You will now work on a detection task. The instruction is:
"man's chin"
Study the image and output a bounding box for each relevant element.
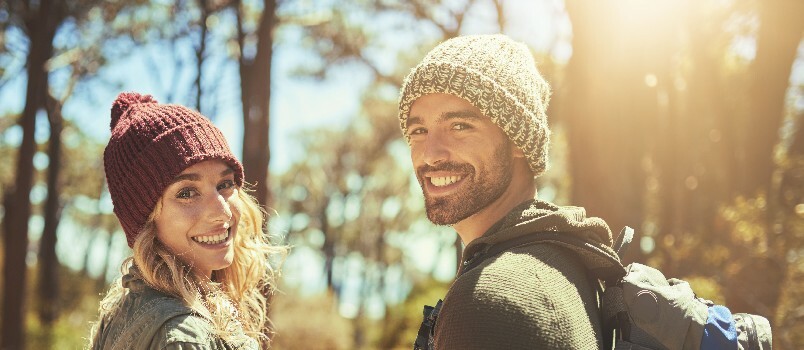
[425,198,470,226]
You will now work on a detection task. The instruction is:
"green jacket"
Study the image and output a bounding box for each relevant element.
[432,200,616,350]
[92,271,258,350]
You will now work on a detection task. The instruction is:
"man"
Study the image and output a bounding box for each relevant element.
[398,34,618,349]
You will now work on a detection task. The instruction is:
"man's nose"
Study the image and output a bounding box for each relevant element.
[421,134,450,166]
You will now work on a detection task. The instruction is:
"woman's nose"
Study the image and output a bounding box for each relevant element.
[208,193,233,224]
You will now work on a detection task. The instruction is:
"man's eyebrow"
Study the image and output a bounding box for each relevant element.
[407,116,423,126]
[440,110,483,122]
[407,111,483,127]
[220,168,234,177]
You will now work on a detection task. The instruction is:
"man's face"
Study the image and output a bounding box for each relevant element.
[406,93,514,225]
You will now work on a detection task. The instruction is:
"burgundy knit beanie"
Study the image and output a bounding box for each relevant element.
[103,92,244,247]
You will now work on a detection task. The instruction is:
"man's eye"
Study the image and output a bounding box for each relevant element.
[409,127,426,136]
[452,123,471,130]
[176,188,198,199]
[217,180,235,191]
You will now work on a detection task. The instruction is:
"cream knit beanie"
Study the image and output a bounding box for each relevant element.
[398,34,551,176]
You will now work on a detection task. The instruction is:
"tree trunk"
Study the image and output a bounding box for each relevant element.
[1,1,60,347]
[743,0,804,197]
[723,0,804,322]
[651,3,729,276]
[320,203,337,293]
[237,0,275,208]
[37,95,64,328]
[560,1,675,237]
[236,5,277,341]
[194,0,210,112]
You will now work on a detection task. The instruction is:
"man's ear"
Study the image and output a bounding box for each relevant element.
[511,143,526,158]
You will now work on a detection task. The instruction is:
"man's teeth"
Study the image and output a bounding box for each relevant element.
[192,229,230,244]
[430,176,462,187]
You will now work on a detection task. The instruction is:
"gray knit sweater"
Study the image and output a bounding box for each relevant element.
[433,200,615,350]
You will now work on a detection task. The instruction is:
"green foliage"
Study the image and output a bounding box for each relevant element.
[22,266,102,350]
[376,278,450,350]
[271,291,355,350]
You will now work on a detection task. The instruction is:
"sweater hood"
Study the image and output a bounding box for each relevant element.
[459,199,621,276]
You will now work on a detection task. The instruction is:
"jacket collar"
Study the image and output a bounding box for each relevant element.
[458,199,616,275]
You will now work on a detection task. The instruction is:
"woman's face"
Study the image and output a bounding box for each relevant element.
[154,159,240,278]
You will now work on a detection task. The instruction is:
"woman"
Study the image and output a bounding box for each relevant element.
[89,92,283,349]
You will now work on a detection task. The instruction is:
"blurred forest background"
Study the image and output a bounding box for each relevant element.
[0,0,802,349]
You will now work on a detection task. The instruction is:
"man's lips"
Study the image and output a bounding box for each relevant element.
[429,175,463,187]
[422,172,466,196]
[417,162,473,196]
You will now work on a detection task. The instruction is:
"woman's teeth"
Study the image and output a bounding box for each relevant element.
[430,176,462,187]
[192,229,230,245]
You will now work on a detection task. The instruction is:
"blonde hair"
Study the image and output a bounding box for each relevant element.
[90,186,285,346]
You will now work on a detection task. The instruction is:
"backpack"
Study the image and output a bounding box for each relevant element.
[414,227,773,350]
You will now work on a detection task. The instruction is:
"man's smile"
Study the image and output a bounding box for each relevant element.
[429,175,464,187]
[422,171,469,197]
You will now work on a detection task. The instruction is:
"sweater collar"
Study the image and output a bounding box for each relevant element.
[458,199,615,274]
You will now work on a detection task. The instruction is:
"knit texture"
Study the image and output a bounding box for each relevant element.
[398,34,552,176]
[103,92,244,247]
[433,200,613,349]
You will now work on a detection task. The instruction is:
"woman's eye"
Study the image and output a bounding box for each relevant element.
[217,180,235,191]
[176,188,198,199]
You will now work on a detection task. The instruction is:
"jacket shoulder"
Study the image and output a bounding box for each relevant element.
[435,244,601,350]
[148,313,216,349]
[151,313,260,350]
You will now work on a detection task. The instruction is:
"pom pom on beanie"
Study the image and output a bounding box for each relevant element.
[110,92,157,129]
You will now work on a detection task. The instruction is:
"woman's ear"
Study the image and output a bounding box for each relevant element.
[150,198,164,222]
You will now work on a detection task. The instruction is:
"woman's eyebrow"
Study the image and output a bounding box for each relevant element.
[171,173,200,184]
[170,167,233,185]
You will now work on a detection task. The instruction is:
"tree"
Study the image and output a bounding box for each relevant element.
[558,1,677,243]
[37,94,64,328]
[274,96,424,347]
[744,0,804,197]
[558,1,802,347]
[234,0,275,207]
[1,0,156,345]
[1,1,65,347]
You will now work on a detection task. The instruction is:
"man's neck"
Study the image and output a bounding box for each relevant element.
[453,177,536,245]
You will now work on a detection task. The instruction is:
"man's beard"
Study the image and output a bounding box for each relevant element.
[416,142,513,226]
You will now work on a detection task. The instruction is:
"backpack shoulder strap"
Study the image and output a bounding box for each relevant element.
[460,228,632,284]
